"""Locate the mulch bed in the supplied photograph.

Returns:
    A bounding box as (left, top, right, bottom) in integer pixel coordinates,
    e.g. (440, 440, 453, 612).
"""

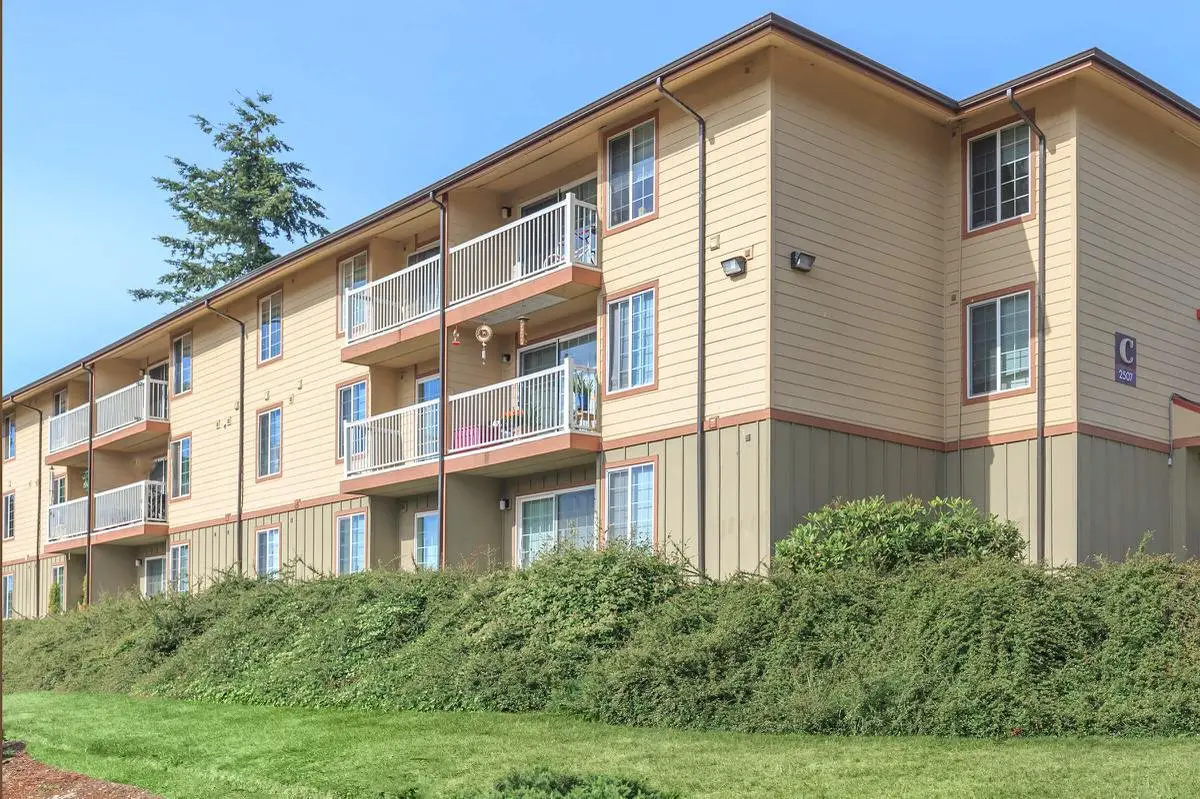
(3, 742, 161, 799)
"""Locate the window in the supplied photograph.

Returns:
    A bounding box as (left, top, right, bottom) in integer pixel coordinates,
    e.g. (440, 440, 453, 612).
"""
(50, 476, 66, 506)
(517, 487, 596, 568)
(338, 252, 369, 333)
(257, 407, 282, 479)
(408, 244, 439, 267)
(968, 121, 1031, 231)
(51, 565, 65, 611)
(257, 527, 281, 578)
(2, 574, 12, 619)
(3, 415, 14, 460)
(606, 462, 654, 547)
(337, 379, 368, 461)
(337, 511, 367, 574)
(144, 556, 165, 597)
(259, 290, 283, 363)
(169, 544, 190, 593)
(415, 512, 439, 570)
(967, 290, 1032, 398)
(606, 118, 655, 229)
(606, 288, 655, 393)
(52, 390, 68, 416)
(172, 332, 193, 395)
(2, 493, 13, 540)
(170, 436, 191, 499)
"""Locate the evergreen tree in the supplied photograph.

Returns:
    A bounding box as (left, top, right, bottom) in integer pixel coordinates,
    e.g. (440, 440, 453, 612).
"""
(132, 92, 329, 304)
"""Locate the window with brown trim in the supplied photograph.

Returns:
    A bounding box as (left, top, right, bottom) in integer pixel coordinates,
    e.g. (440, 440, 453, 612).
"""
(258, 290, 283, 363)
(171, 333, 193, 395)
(967, 289, 1031, 398)
(967, 121, 1031, 231)
(170, 436, 192, 499)
(605, 462, 654, 547)
(606, 288, 655, 393)
(257, 406, 282, 479)
(606, 119, 656, 229)
(338, 252, 368, 334)
(3, 415, 14, 460)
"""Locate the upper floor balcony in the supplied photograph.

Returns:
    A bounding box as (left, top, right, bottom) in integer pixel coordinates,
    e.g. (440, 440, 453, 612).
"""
(341, 360, 600, 495)
(45, 479, 168, 551)
(46, 377, 170, 466)
(341, 194, 601, 367)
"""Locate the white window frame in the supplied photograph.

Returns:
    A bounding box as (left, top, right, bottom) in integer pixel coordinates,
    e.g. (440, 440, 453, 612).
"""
(2, 574, 12, 619)
(605, 461, 656, 547)
(606, 288, 655, 394)
(170, 436, 191, 499)
(966, 289, 1033, 399)
(169, 543, 190, 593)
(258, 290, 283, 364)
(515, 486, 597, 568)
(3, 415, 14, 460)
(144, 555, 166, 597)
(51, 565, 65, 611)
(606, 119, 656, 230)
(408, 242, 440, 267)
(171, 332, 193, 395)
(414, 511, 439, 570)
(50, 475, 67, 506)
(337, 379, 368, 462)
(257, 526, 281, 578)
(966, 121, 1031, 232)
(2, 493, 13, 540)
(337, 511, 367, 575)
(257, 406, 282, 479)
(338, 252, 369, 334)
(52, 390, 68, 417)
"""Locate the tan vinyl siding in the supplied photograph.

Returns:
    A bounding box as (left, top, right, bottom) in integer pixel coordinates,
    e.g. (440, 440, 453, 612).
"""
(3, 399, 49, 561)
(1076, 433, 1173, 561)
(771, 51, 945, 441)
(1075, 83, 1200, 443)
(769, 419, 944, 543)
(944, 83, 1078, 441)
(600, 55, 771, 440)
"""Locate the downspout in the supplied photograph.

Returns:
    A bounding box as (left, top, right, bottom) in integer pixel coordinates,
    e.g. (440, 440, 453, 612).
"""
(14, 400, 43, 616)
(81, 363, 95, 604)
(1007, 89, 1047, 565)
(205, 301, 246, 574)
(656, 76, 707, 576)
(430, 193, 449, 568)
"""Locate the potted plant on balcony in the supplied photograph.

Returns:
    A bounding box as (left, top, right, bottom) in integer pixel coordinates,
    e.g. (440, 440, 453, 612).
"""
(571, 371, 598, 431)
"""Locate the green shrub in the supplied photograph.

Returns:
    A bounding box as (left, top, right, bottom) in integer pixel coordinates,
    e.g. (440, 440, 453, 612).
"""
(773, 496, 1025, 574)
(462, 769, 678, 798)
(47, 581, 62, 616)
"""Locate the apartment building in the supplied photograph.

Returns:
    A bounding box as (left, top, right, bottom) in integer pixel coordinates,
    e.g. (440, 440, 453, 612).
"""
(3, 14, 1198, 618)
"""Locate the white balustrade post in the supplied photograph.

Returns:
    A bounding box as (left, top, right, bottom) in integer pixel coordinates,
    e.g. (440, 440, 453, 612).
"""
(142, 376, 150, 422)
(562, 358, 572, 433)
(564, 193, 575, 266)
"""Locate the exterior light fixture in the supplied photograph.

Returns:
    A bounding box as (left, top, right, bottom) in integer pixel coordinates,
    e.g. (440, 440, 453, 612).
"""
(790, 251, 816, 272)
(720, 256, 747, 277)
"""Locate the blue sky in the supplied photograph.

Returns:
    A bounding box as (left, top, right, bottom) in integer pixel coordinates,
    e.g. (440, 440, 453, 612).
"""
(3, 0, 1196, 392)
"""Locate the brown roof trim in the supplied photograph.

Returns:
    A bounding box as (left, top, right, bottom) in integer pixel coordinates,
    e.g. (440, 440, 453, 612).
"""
(5, 16, 1196, 403)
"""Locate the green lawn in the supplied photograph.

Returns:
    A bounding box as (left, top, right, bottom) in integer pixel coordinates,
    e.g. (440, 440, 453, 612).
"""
(4, 693, 1199, 798)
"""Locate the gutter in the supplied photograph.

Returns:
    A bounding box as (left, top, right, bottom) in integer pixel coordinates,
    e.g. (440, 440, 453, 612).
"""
(1007, 89, 1047, 566)
(13, 400, 44, 616)
(204, 301, 246, 574)
(656, 77, 708, 576)
(431, 193, 449, 567)
(82, 363, 95, 604)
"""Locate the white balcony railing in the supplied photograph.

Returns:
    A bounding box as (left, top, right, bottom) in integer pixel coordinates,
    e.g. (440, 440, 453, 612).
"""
(47, 496, 88, 543)
(48, 404, 90, 453)
(343, 195, 599, 345)
(343, 399, 439, 477)
(448, 193, 598, 305)
(345, 255, 440, 344)
(46, 480, 167, 546)
(95, 377, 169, 437)
(344, 361, 599, 478)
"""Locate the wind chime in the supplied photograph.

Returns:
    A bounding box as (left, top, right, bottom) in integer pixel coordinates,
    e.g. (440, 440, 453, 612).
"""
(517, 316, 529, 347)
(475, 324, 493, 364)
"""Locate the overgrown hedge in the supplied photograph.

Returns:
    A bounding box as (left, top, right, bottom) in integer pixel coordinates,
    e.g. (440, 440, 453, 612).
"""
(5, 518, 1199, 737)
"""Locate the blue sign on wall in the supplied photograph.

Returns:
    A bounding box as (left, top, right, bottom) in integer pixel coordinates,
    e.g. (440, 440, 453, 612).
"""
(1114, 332, 1137, 387)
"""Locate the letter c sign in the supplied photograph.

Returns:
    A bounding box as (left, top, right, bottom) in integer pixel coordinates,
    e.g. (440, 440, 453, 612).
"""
(1114, 332, 1137, 387)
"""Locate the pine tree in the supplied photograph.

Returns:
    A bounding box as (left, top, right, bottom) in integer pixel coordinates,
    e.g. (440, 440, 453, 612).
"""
(132, 92, 329, 304)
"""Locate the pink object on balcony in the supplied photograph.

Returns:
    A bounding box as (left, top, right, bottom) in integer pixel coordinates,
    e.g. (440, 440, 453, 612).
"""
(453, 425, 485, 450)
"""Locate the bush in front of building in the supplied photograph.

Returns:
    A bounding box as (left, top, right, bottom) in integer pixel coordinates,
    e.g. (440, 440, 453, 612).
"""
(773, 496, 1025, 574)
(463, 770, 679, 799)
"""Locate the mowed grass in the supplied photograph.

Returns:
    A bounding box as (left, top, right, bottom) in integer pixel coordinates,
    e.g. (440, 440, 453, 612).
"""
(4, 693, 1199, 799)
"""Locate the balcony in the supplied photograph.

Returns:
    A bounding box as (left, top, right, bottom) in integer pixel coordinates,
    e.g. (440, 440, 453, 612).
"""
(46, 377, 170, 466)
(342, 195, 601, 366)
(46, 480, 168, 551)
(342, 361, 601, 495)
